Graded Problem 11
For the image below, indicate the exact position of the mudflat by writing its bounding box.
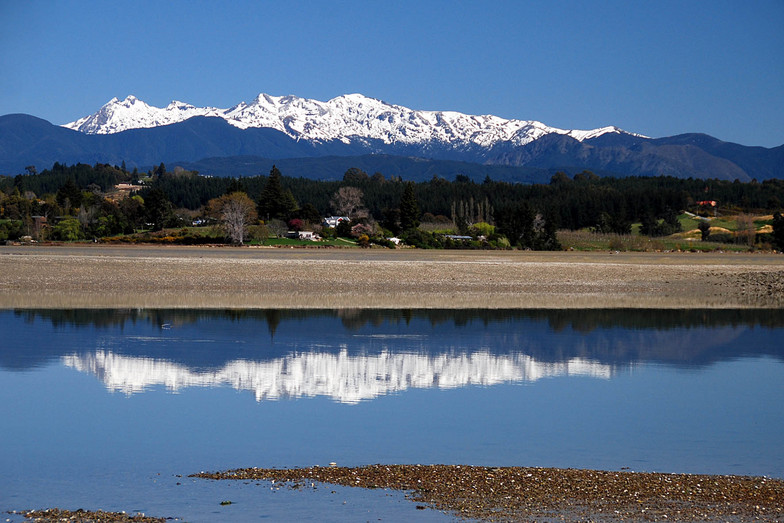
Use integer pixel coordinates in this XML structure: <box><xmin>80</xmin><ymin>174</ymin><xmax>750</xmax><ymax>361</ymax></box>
<box><xmin>1</xmin><ymin>244</ymin><xmax>782</xmax><ymax>309</ymax></box>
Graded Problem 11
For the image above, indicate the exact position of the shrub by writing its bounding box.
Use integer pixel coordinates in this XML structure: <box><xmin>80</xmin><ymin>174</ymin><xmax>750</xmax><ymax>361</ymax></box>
<box><xmin>471</xmin><ymin>222</ymin><xmax>495</xmax><ymax>237</ymax></box>
<box><xmin>371</xmin><ymin>237</ymin><xmax>396</xmax><ymax>249</ymax></box>
<box><xmin>490</xmin><ymin>236</ymin><xmax>511</xmax><ymax>249</ymax></box>
<box><xmin>52</xmin><ymin>217</ymin><xmax>82</xmax><ymax>241</ymax></box>
<box><xmin>357</xmin><ymin>234</ymin><xmax>370</xmax><ymax>248</ymax></box>
<box><xmin>401</xmin><ymin>229</ymin><xmax>442</xmax><ymax>249</ymax></box>
<box><xmin>247</xmin><ymin>224</ymin><xmax>270</xmax><ymax>243</ymax></box>
<box><xmin>351</xmin><ymin>223</ymin><xmax>375</xmax><ymax>238</ymax></box>
<box><xmin>698</xmin><ymin>221</ymin><xmax>711</xmax><ymax>241</ymax></box>
<box><xmin>0</xmin><ymin>220</ymin><xmax>23</xmax><ymax>242</ymax></box>
<box><xmin>608</xmin><ymin>236</ymin><xmax>626</xmax><ymax>251</ymax></box>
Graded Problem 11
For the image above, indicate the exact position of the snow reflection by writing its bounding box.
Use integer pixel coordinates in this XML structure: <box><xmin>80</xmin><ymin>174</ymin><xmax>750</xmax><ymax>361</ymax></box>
<box><xmin>63</xmin><ymin>349</ymin><xmax>612</xmax><ymax>404</ymax></box>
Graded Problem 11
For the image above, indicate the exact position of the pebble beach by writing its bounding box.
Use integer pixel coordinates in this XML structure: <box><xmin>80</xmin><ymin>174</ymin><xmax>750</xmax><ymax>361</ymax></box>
<box><xmin>194</xmin><ymin>465</ymin><xmax>784</xmax><ymax>522</ymax></box>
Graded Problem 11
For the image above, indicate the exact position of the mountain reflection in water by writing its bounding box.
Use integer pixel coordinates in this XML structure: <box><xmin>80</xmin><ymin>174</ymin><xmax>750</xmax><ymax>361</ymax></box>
<box><xmin>62</xmin><ymin>349</ymin><xmax>612</xmax><ymax>403</ymax></box>
<box><xmin>3</xmin><ymin>308</ymin><xmax>783</xmax><ymax>403</ymax></box>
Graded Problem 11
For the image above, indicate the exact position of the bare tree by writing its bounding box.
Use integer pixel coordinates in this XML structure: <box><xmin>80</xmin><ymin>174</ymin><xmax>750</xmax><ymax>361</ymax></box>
<box><xmin>207</xmin><ymin>192</ymin><xmax>257</xmax><ymax>245</ymax></box>
<box><xmin>331</xmin><ymin>187</ymin><xmax>368</xmax><ymax>220</ymax></box>
<box><xmin>735</xmin><ymin>214</ymin><xmax>756</xmax><ymax>246</ymax></box>
<box><xmin>266</xmin><ymin>219</ymin><xmax>288</xmax><ymax>239</ymax></box>
<box><xmin>77</xmin><ymin>205</ymin><xmax>97</xmax><ymax>230</ymax></box>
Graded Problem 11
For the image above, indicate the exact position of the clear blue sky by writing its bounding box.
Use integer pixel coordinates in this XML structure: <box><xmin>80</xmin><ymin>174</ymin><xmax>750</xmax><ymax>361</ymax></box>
<box><xmin>1</xmin><ymin>0</ymin><xmax>782</xmax><ymax>147</ymax></box>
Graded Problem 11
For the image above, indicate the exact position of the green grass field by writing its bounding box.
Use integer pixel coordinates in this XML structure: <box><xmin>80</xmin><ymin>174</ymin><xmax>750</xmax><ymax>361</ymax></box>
<box><xmin>558</xmin><ymin>211</ymin><xmax>772</xmax><ymax>252</ymax></box>
<box><xmin>679</xmin><ymin>214</ymin><xmax>700</xmax><ymax>229</ymax></box>
<box><xmin>558</xmin><ymin>229</ymin><xmax>750</xmax><ymax>252</ymax></box>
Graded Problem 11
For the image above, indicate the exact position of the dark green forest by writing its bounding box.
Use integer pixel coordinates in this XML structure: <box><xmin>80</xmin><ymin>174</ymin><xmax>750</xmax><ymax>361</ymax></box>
<box><xmin>2</xmin><ymin>161</ymin><xmax>784</xmax><ymax>249</ymax></box>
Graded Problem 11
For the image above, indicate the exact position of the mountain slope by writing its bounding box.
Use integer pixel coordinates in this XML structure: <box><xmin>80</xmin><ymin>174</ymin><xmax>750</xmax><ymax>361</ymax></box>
<box><xmin>172</xmin><ymin>154</ymin><xmax>554</xmax><ymax>183</ymax></box>
<box><xmin>485</xmin><ymin>133</ymin><xmax>753</xmax><ymax>181</ymax></box>
<box><xmin>651</xmin><ymin>134</ymin><xmax>784</xmax><ymax>181</ymax></box>
<box><xmin>0</xmin><ymin>114</ymin><xmax>325</xmax><ymax>173</ymax></box>
<box><xmin>0</xmin><ymin>114</ymin><xmax>99</xmax><ymax>170</ymax></box>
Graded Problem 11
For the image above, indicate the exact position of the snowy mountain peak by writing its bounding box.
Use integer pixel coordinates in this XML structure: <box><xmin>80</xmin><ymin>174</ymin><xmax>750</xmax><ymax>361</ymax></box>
<box><xmin>63</xmin><ymin>95</ymin><xmax>223</xmax><ymax>135</ymax></box>
<box><xmin>336</xmin><ymin>93</ymin><xmax>377</xmax><ymax>104</ymax></box>
<box><xmin>63</xmin><ymin>93</ymin><xmax>643</xmax><ymax>147</ymax></box>
<box><xmin>166</xmin><ymin>100</ymin><xmax>195</xmax><ymax>110</ymax></box>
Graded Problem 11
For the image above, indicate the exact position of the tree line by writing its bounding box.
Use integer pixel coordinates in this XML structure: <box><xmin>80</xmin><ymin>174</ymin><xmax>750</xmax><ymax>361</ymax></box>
<box><xmin>2</xmin><ymin>161</ymin><xmax>784</xmax><ymax>249</ymax></box>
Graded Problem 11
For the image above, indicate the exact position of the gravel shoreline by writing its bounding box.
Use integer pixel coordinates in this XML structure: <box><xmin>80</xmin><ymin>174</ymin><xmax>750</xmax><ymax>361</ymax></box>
<box><xmin>14</xmin><ymin>464</ymin><xmax>784</xmax><ymax>522</ymax></box>
<box><xmin>1</xmin><ymin>245</ymin><xmax>783</xmax><ymax>309</ymax></box>
<box><xmin>10</xmin><ymin>508</ymin><xmax>170</xmax><ymax>522</ymax></box>
<box><xmin>193</xmin><ymin>464</ymin><xmax>784</xmax><ymax>522</ymax></box>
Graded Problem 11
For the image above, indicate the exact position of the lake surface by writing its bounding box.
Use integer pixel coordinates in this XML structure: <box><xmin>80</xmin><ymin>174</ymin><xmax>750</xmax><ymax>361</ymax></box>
<box><xmin>2</xmin><ymin>308</ymin><xmax>783</xmax><ymax>521</ymax></box>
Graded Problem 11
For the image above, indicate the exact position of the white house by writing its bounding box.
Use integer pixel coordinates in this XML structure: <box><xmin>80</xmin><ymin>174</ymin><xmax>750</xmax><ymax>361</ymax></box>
<box><xmin>288</xmin><ymin>230</ymin><xmax>320</xmax><ymax>241</ymax></box>
<box><xmin>298</xmin><ymin>231</ymin><xmax>319</xmax><ymax>241</ymax></box>
<box><xmin>324</xmin><ymin>216</ymin><xmax>350</xmax><ymax>228</ymax></box>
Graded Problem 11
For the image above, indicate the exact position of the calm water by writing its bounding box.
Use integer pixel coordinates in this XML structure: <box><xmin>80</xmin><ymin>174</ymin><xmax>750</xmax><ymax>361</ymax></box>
<box><xmin>2</xmin><ymin>309</ymin><xmax>783</xmax><ymax>521</ymax></box>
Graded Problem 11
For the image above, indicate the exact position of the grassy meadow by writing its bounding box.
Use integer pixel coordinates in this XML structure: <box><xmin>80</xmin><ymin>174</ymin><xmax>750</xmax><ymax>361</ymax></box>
<box><xmin>559</xmin><ymin>212</ymin><xmax>778</xmax><ymax>252</ymax></box>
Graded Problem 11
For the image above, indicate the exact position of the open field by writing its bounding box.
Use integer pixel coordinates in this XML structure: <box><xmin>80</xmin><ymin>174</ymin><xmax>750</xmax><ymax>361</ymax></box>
<box><xmin>1</xmin><ymin>245</ymin><xmax>783</xmax><ymax>309</ymax></box>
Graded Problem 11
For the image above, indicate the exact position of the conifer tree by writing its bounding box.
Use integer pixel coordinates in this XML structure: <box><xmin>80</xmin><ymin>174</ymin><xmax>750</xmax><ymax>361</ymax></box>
<box><xmin>56</xmin><ymin>178</ymin><xmax>83</xmax><ymax>212</ymax></box>
<box><xmin>494</xmin><ymin>202</ymin><xmax>535</xmax><ymax>248</ymax></box>
<box><xmin>257</xmin><ymin>165</ymin><xmax>291</xmax><ymax>221</ymax></box>
<box><xmin>399</xmin><ymin>182</ymin><xmax>420</xmax><ymax>231</ymax></box>
<box><xmin>144</xmin><ymin>187</ymin><xmax>174</xmax><ymax>231</ymax></box>
<box><xmin>772</xmin><ymin>211</ymin><xmax>784</xmax><ymax>250</ymax></box>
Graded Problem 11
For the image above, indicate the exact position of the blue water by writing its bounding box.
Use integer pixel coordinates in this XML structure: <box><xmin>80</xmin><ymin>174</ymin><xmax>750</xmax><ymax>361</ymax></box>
<box><xmin>1</xmin><ymin>309</ymin><xmax>783</xmax><ymax>521</ymax></box>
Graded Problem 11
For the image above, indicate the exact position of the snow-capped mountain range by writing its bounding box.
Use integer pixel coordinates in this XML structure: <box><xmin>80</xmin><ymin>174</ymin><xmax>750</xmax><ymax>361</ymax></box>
<box><xmin>3</xmin><ymin>92</ymin><xmax>779</xmax><ymax>180</ymax></box>
<box><xmin>64</xmin><ymin>93</ymin><xmax>639</xmax><ymax>148</ymax></box>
